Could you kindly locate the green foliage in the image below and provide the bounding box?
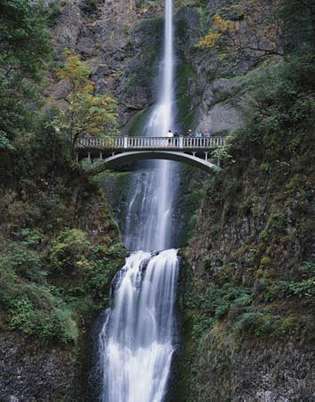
[0,242,44,282]
[233,311,276,337]
[0,246,79,343]
[0,131,14,150]
[211,144,233,162]
[186,281,254,339]
[8,297,79,343]
[302,261,315,274]
[288,278,315,298]
[46,1,63,26]
[0,229,124,343]
[279,0,315,53]
[233,56,315,159]
[0,0,51,145]
[49,229,91,273]
[15,228,44,248]
[264,277,315,302]
[0,0,51,78]
[232,309,307,338]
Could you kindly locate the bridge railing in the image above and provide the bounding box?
[77,136,225,149]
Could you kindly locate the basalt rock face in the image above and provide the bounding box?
[49,0,163,127]
[187,337,315,402]
[0,332,78,402]
[174,5,247,134]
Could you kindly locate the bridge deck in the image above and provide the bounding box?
[77,136,225,152]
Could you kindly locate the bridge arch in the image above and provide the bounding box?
[88,150,220,175]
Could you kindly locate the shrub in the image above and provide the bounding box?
[8,296,79,343]
[234,311,277,337]
[49,229,91,273]
[0,242,44,282]
[264,277,315,301]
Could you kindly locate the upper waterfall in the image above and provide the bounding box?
[124,0,178,251]
[159,0,174,121]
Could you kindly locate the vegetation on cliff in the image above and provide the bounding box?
[178,0,315,400]
[0,0,124,346]
[52,51,118,151]
[185,55,315,329]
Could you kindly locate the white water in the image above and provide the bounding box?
[98,0,179,401]
[99,250,179,402]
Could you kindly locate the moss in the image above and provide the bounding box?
[126,107,152,137]
[259,255,272,269]
[0,154,125,344]
[124,17,163,97]
[175,62,196,130]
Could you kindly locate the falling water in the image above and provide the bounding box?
[99,250,179,402]
[98,0,180,401]
[124,0,178,251]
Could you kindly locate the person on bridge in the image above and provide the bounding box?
[167,129,174,145]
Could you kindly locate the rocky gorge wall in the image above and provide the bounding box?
[172,3,315,401]
[48,0,165,125]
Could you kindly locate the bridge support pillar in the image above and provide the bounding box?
[99,151,103,160]
[88,152,91,163]
[205,152,208,161]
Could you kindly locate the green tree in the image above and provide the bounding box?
[53,52,118,153]
[0,0,51,147]
[279,0,315,52]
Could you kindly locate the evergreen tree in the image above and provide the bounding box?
[0,0,51,148]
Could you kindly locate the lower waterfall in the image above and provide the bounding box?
[98,250,179,402]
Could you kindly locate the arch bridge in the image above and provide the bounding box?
[76,136,225,174]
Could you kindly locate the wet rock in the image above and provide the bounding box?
[47,78,71,100]
[198,99,244,135]
[53,2,82,50]
[0,332,80,401]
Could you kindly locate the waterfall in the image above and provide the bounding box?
[97,1,179,401]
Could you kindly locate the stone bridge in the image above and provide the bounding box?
[76,136,225,173]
